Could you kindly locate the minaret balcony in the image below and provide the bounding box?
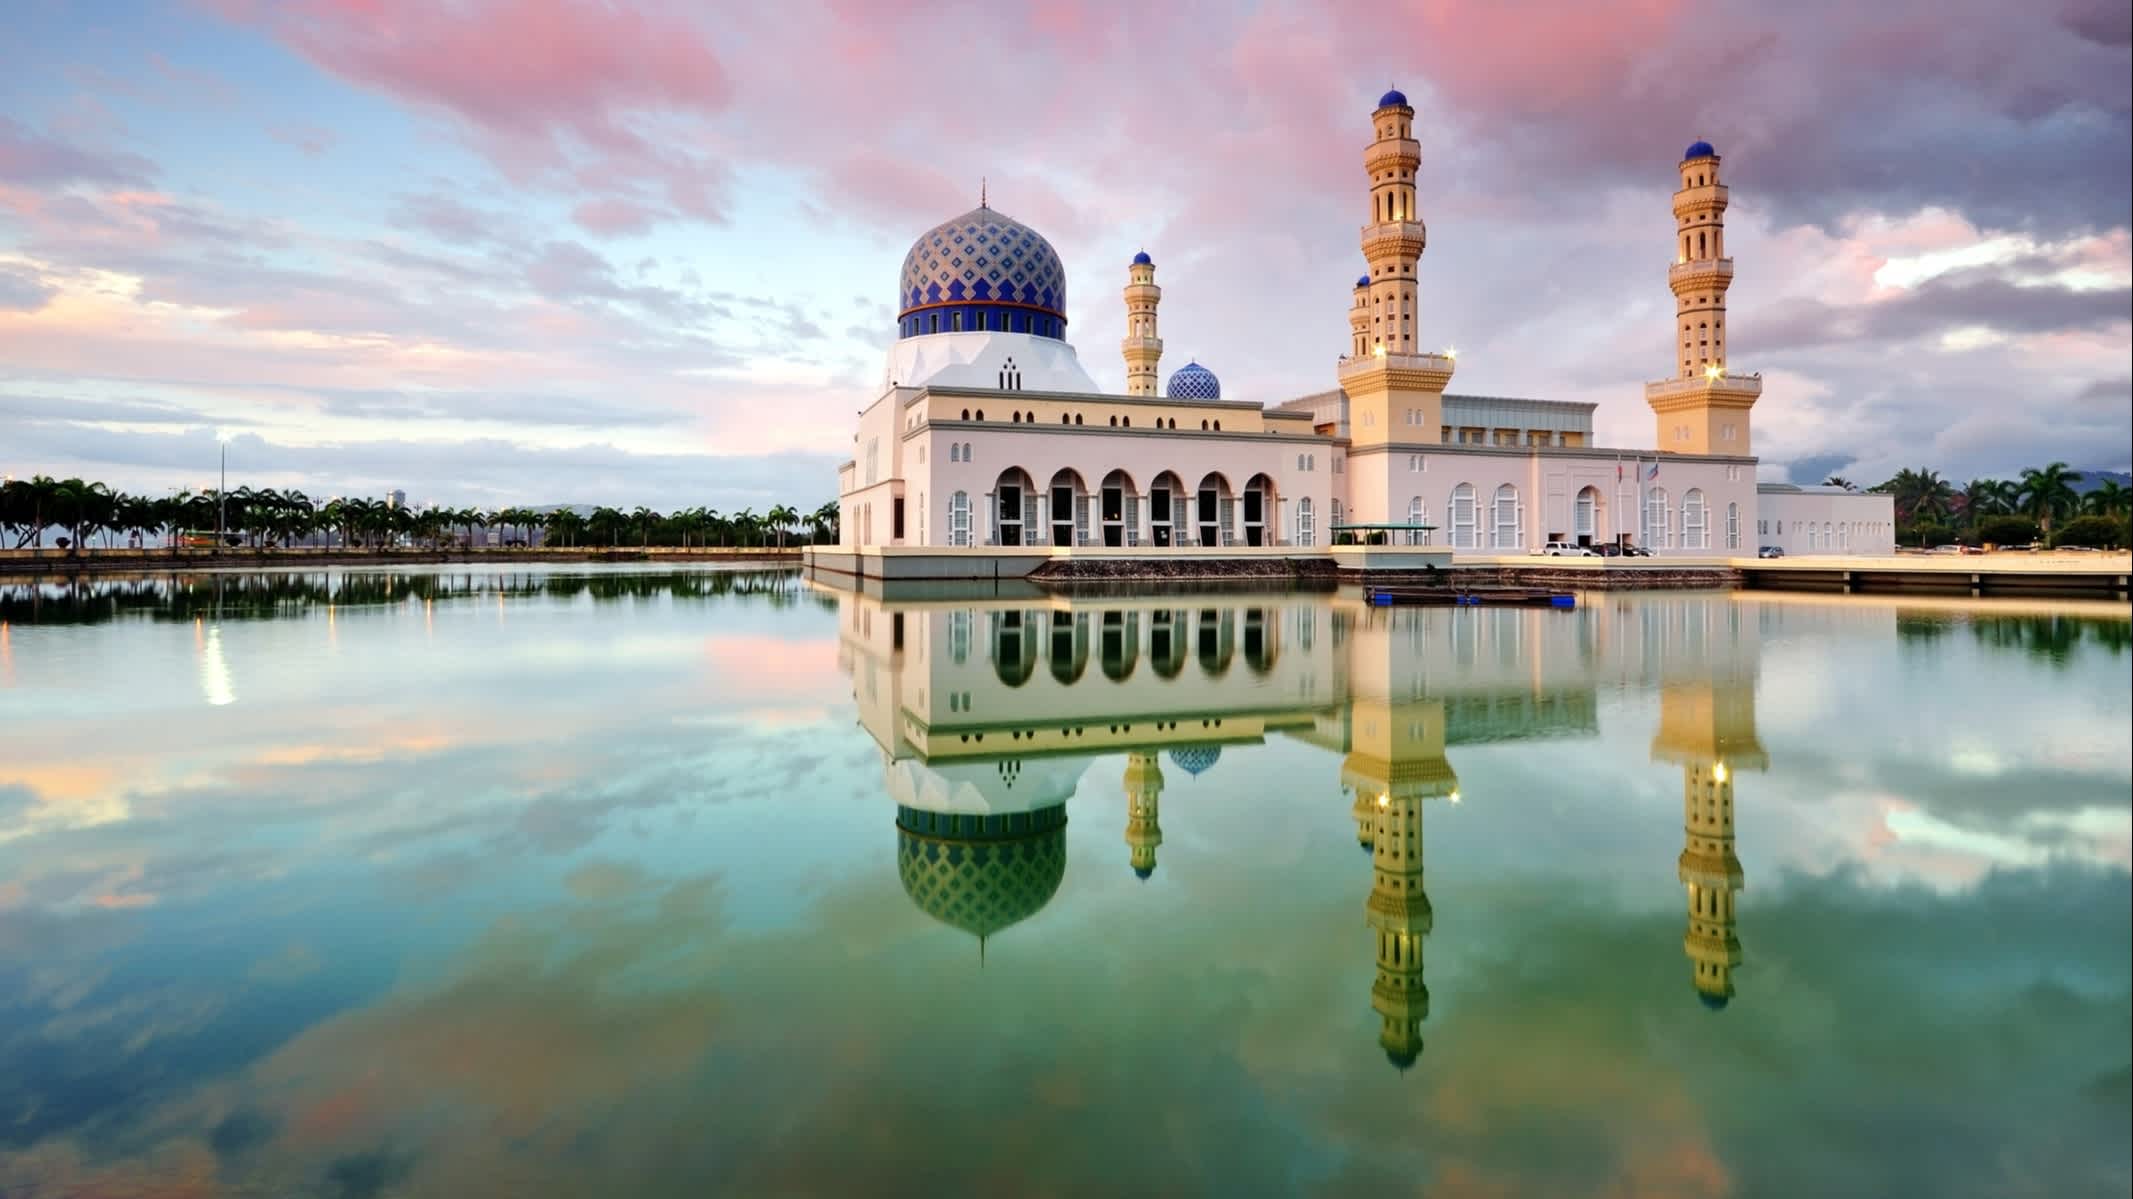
[1364,138,1420,171]
[1671,183,1729,212]
[1643,373,1761,408]
[1669,258,1734,289]
[1360,220,1428,258]
[1339,350,1456,385]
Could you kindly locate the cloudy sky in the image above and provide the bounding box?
[1,0,2127,511]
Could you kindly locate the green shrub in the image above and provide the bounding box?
[1973,515,2039,547]
[1907,522,1956,548]
[2050,515,2128,549]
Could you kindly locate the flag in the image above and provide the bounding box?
[1647,462,1661,481]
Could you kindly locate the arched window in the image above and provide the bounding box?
[1331,498,1344,536]
[1122,416,1130,427]
[1575,486,1598,540]
[1645,486,1671,549]
[961,408,970,421]
[975,409,985,421]
[1200,419,1209,430]
[1448,483,1478,549]
[1109,415,1118,426]
[1725,502,1740,549]
[949,491,971,546]
[1406,496,1427,546]
[949,443,960,463]
[1491,483,1522,549]
[1061,414,1071,424]
[1297,497,1315,546]
[1012,411,1021,423]
[1681,488,1708,549]
[962,442,972,462]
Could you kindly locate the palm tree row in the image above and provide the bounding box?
[1871,461,2126,538]
[1,476,841,553]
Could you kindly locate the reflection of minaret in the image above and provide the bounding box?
[1124,752,1164,880]
[1343,695,1456,1072]
[1652,674,1766,1009]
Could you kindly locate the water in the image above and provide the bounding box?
[1,567,2128,1197]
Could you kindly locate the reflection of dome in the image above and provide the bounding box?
[1133,864,1154,881]
[1166,361,1221,400]
[897,206,1067,339]
[1169,746,1222,776]
[1377,88,1408,108]
[1698,991,1730,1011]
[1385,1045,1420,1070]
[1683,139,1716,161]
[1131,250,1152,266]
[897,804,1068,940]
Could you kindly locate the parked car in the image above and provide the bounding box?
[1757,545,1785,558]
[1539,541,1599,557]
[1620,544,1654,558]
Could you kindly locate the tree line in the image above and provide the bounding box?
[0,475,840,552]
[1824,461,2130,549]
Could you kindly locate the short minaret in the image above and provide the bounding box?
[1338,88,1454,460]
[1645,140,1761,456]
[1123,751,1164,880]
[1122,251,1163,396]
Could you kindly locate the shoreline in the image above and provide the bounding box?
[0,546,805,577]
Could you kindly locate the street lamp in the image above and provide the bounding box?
[216,433,231,550]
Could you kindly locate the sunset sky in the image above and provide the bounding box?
[2,0,2127,511]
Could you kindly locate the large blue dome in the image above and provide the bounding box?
[1683,140,1716,161]
[897,205,1068,341]
[1167,361,1221,401]
[1378,88,1409,109]
[1169,745,1222,776]
[1131,250,1153,266]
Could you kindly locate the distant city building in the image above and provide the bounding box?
[387,489,406,510]
[832,89,1895,556]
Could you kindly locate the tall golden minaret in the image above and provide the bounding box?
[1651,671,1766,1009]
[1342,688,1457,1072]
[1122,251,1162,396]
[1124,751,1164,880]
[1645,140,1760,456]
[1338,88,1455,460]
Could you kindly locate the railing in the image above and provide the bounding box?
[1337,351,1457,377]
[1643,373,1763,401]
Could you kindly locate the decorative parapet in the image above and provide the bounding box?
[1667,258,1734,288]
[1644,374,1762,408]
[1339,350,1457,386]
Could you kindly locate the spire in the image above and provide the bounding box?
[980,177,988,209]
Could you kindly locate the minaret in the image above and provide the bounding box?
[1367,790,1431,1070]
[1122,251,1163,396]
[1645,140,1760,456]
[1123,751,1164,879]
[1338,88,1454,460]
[1651,669,1767,1010]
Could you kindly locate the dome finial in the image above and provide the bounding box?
[980,176,987,209]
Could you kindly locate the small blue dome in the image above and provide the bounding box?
[1355,275,1370,289]
[1166,362,1221,401]
[1131,250,1153,266]
[1169,745,1222,776]
[1377,88,1408,109]
[1133,865,1154,881]
[1683,140,1716,161]
[1698,991,1730,1011]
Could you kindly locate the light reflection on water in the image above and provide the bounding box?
[0,567,2127,1197]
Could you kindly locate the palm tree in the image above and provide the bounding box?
[1823,476,1856,491]
[732,507,761,547]
[2082,478,2129,518]
[765,504,799,550]
[811,501,840,544]
[545,508,584,547]
[2017,462,2083,535]
[586,506,627,547]
[1878,468,1954,526]
[1958,478,2005,528]
[630,506,658,548]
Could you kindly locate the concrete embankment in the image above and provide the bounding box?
[0,547,804,577]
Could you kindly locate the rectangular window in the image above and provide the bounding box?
[892,498,905,540]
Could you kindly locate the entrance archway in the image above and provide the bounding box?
[1242,473,1277,547]
[1149,471,1185,548]
[1047,469,1088,547]
[1195,473,1233,548]
[1100,469,1136,548]
[994,468,1035,546]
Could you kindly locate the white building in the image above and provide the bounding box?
[1755,484,1897,555]
[832,91,1879,559]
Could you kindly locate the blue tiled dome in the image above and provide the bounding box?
[1683,140,1716,161]
[1166,361,1221,401]
[1131,250,1153,266]
[1378,88,1409,109]
[1355,275,1370,289]
[898,205,1067,340]
[1169,745,1222,776]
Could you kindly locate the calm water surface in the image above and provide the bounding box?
[1,567,2128,1197]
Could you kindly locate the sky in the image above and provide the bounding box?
[1,0,2128,513]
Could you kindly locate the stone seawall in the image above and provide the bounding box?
[1028,557,1340,584]
[1419,565,1740,590]
[0,547,803,577]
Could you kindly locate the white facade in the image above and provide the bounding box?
[1754,485,1897,556]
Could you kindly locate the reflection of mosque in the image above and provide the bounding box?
[830,587,1773,1065]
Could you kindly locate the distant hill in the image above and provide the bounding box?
[2074,470,2131,494]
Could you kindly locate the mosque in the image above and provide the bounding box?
[830,89,1893,559]
[826,586,1830,1069]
